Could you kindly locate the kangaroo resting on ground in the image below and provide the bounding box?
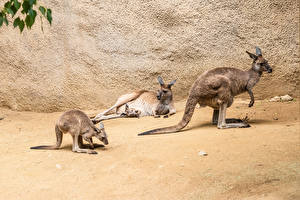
[31,110,108,154]
[139,47,272,136]
[92,76,176,123]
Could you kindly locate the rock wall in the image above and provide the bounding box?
[0,0,299,112]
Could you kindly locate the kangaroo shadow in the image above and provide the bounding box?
[247,119,273,124]
[185,118,273,131]
[61,143,106,150]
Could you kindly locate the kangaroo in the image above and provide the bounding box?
[92,76,176,123]
[93,104,141,122]
[30,110,108,154]
[139,47,272,135]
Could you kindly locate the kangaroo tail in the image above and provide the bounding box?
[30,125,63,150]
[138,95,198,136]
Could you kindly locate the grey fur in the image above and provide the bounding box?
[139,48,272,136]
[30,110,108,154]
[158,76,165,86]
[256,46,262,56]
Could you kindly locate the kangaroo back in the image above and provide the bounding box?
[30,124,63,150]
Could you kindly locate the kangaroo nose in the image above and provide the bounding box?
[267,68,272,73]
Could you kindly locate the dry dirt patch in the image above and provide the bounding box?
[0,99,299,200]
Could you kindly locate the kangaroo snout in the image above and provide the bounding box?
[267,67,272,73]
[103,139,109,145]
[156,91,161,100]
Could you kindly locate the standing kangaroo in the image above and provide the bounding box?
[139,47,272,135]
[30,110,108,154]
[92,76,176,123]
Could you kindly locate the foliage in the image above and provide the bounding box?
[0,0,52,32]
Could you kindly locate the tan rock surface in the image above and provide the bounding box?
[0,0,299,112]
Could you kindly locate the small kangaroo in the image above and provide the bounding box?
[92,76,176,123]
[93,104,141,122]
[139,47,272,135]
[30,110,108,154]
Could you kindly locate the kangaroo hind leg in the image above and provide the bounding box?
[212,110,246,125]
[217,104,250,129]
[71,132,97,154]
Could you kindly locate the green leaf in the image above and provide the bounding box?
[29,8,37,24]
[19,19,24,32]
[29,0,36,6]
[0,16,3,27]
[4,1,12,9]
[46,8,52,25]
[24,9,36,29]
[39,6,46,16]
[14,0,21,10]
[6,7,14,16]
[11,5,17,16]
[3,16,8,26]
[29,8,36,17]
[22,0,30,14]
[25,14,30,28]
[13,17,20,27]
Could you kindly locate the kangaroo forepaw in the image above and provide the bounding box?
[242,116,250,123]
[163,115,169,118]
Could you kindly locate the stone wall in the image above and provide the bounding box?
[0,0,299,112]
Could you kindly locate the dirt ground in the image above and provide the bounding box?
[0,98,299,200]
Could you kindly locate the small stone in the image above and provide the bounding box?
[280,95,293,102]
[198,151,208,156]
[269,96,281,102]
[56,164,62,169]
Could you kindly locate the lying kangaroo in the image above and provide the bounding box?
[139,47,272,135]
[92,76,176,123]
[31,110,108,154]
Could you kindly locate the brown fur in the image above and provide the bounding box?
[92,77,176,123]
[30,110,108,154]
[139,47,272,135]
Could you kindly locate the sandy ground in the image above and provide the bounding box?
[0,99,299,200]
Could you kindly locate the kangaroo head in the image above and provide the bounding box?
[124,104,141,117]
[156,76,176,104]
[246,47,272,73]
[94,122,108,145]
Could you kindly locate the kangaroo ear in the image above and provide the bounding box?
[255,46,262,56]
[168,79,176,88]
[125,104,129,110]
[157,76,164,86]
[246,51,258,60]
[99,122,104,129]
